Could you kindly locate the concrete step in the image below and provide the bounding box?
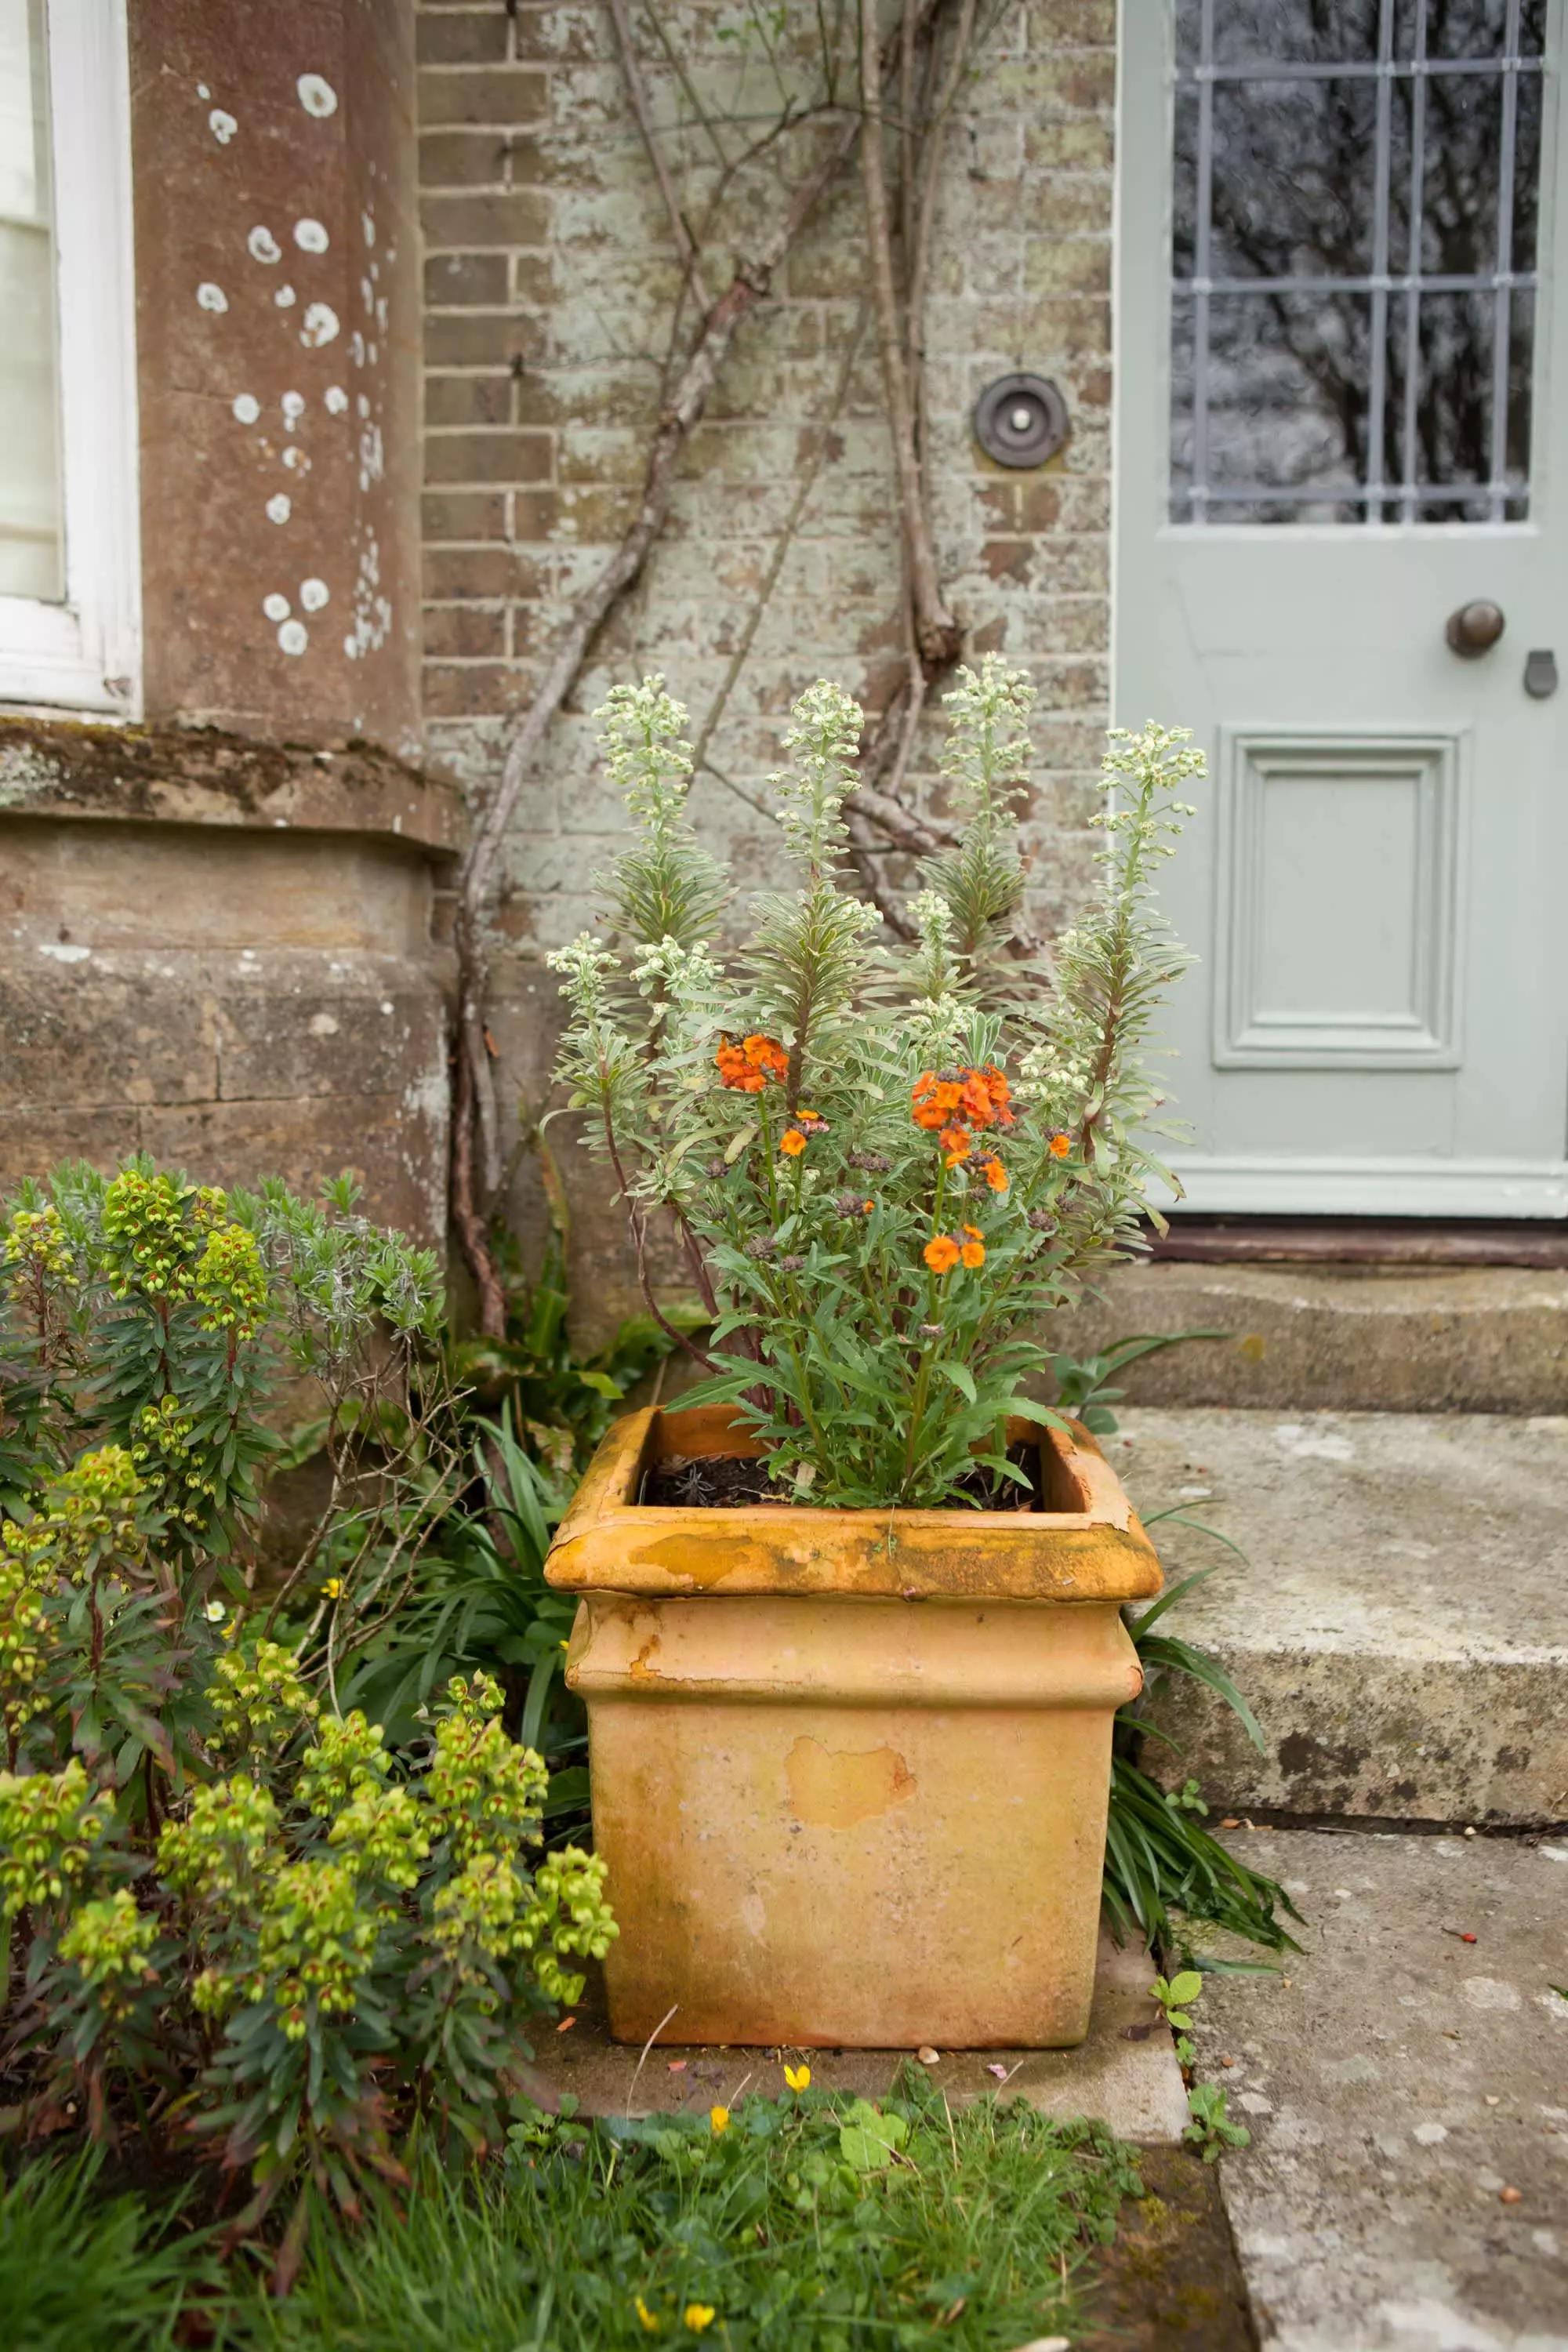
[1052,1261,1568,1413]
[1111,1410,1567,1827]
[1185,1824,1568,2352]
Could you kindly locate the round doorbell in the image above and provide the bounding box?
[974,373,1069,468]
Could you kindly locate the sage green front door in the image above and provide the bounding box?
[1115,0,1568,1217]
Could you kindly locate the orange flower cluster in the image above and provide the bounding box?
[914,1065,1014,1178]
[923,1224,985,1275]
[716,1034,789,1092]
[1047,1131,1073,1160]
[912,1065,1014,1133]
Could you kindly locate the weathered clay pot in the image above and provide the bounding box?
[544,1403,1160,2049]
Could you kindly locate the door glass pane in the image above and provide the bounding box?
[1170,0,1544,524]
[0,0,61,599]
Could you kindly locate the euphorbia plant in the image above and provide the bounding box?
[550,659,1202,1509]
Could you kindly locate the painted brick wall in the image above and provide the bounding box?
[416,0,1117,1324]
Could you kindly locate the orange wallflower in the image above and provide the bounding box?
[780,1128,808,1156]
[923,1234,960,1274]
[716,1034,789,1091]
[979,1154,1008,1192]
[1047,1131,1072,1159]
[938,1126,971,1167]
[960,1237,985,1269]
[913,1065,1014,1135]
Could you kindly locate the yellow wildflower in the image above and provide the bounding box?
[783,2062,811,2092]
[709,2104,729,2135]
[634,2292,661,2333]
[684,2307,716,2334]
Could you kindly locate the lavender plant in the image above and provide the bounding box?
[549,660,1202,1508]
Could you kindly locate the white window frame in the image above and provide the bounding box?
[0,0,140,716]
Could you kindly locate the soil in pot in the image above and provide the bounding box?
[640,1439,1045,1511]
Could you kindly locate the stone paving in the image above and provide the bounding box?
[1186,1826,1568,2352]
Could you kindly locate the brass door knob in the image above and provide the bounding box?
[1446,600,1505,656]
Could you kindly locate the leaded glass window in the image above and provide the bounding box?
[1171,0,1546,523]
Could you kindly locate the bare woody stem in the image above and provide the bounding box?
[859,1,961,671]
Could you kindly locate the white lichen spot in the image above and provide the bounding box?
[196,282,228,314]
[208,107,237,144]
[247,225,281,265]
[379,1000,394,1015]
[38,942,91,964]
[278,619,308,655]
[324,384,348,414]
[343,635,358,659]
[358,421,384,490]
[1411,2122,1449,2145]
[357,392,370,419]
[281,390,306,428]
[361,209,376,248]
[366,341,378,366]
[266,493,292,524]
[375,296,389,333]
[282,445,308,471]
[297,73,338,118]
[262,592,291,621]
[197,82,210,98]
[309,1011,339,1036]
[294,217,328,252]
[274,284,297,308]
[231,391,260,424]
[300,302,339,347]
[299,577,329,612]
[350,330,365,368]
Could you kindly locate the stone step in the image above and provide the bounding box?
[1111,1410,1567,1827]
[1051,1261,1568,1414]
[1186,1824,1568,2352]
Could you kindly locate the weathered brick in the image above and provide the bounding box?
[421,488,510,540]
[424,311,541,368]
[424,252,510,307]
[423,661,525,718]
[417,9,511,63]
[419,130,510,187]
[419,66,549,126]
[423,544,524,599]
[426,372,515,426]
[421,191,550,248]
[423,603,509,659]
[425,428,553,485]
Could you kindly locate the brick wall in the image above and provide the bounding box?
[416,0,1117,1325]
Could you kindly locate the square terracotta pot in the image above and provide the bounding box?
[545,1404,1161,2050]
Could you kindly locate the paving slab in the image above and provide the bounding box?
[1110,1410,1568,1824]
[526,1928,1191,2144]
[1184,1825,1568,2352]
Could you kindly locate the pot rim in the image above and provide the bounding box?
[545,1404,1163,1605]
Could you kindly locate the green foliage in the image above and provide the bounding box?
[1047,1328,1224,1436]
[0,1160,614,2274]
[1183,2082,1251,2161]
[550,662,1203,1508]
[237,2073,1144,2350]
[1104,1571,1303,1955]
[1149,1968,1204,2067]
[0,2150,219,2351]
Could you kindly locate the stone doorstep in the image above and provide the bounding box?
[1186,1826,1568,2352]
[524,1929,1190,2147]
[1112,1409,1568,1827]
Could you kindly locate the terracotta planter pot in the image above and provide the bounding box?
[545,1403,1161,2050]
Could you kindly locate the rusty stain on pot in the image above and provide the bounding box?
[628,1637,662,1683]
[786,1735,917,1829]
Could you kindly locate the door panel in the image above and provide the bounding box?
[1114,0,1568,1216]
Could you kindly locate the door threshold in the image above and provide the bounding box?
[1146,1217,1568,1269]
